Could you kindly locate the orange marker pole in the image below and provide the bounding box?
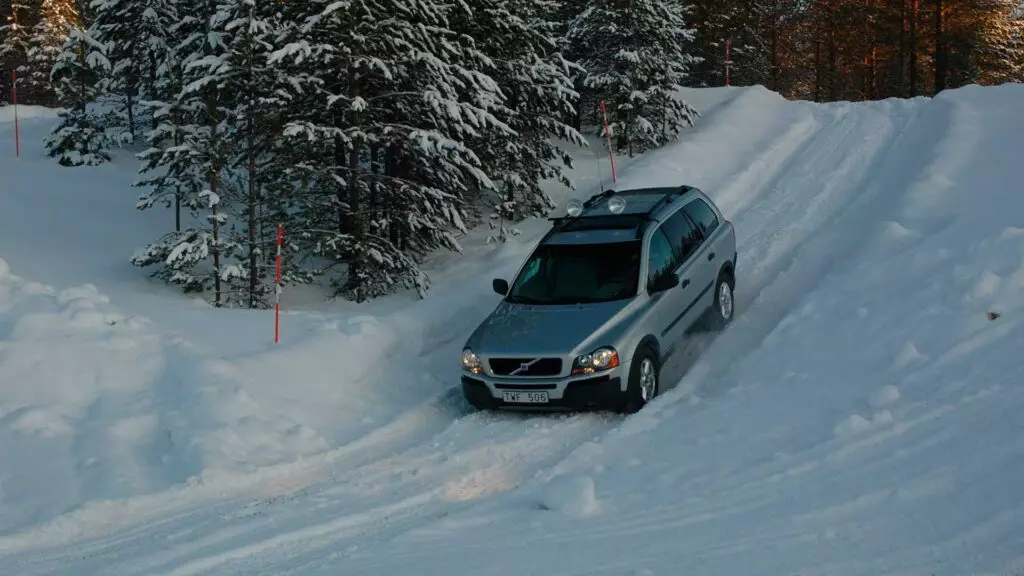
[274,224,282,343]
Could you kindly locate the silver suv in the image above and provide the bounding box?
[460,185,737,413]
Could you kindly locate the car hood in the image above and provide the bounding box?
[467,299,633,357]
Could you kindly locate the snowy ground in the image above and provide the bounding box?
[1,84,1023,575]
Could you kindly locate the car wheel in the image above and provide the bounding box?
[619,346,659,414]
[706,270,735,331]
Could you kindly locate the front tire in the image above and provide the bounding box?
[619,346,659,414]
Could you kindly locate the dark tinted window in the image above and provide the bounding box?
[507,241,642,304]
[660,209,703,264]
[647,229,676,288]
[683,198,720,238]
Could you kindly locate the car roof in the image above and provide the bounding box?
[540,186,705,246]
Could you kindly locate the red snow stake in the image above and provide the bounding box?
[725,38,732,87]
[600,101,616,183]
[274,224,283,343]
[11,69,20,158]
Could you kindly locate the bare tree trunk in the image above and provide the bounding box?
[815,36,822,101]
[829,22,838,101]
[770,5,779,91]
[910,0,919,96]
[934,0,946,93]
[897,0,906,95]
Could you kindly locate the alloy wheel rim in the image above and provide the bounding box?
[719,281,733,320]
[640,358,657,401]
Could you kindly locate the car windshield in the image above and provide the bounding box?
[506,241,641,304]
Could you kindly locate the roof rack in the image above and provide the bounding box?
[644,185,693,219]
[543,185,696,242]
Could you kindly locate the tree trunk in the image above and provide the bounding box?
[247,115,257,308]
[815,36,822,102]
[246,9,258,309]
[125,91,136,142]
[899,0,906,95]
[910,0,919,96]
[934,0,946,93]
[769,7,779,92]
[828,22,838,101]
[211,169,222,307]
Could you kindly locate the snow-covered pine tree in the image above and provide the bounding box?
[273,0,510,302]
[85,0,177,144]
[134,0,311,307]
[568,0,701,156]
[43,25,112,165]
[552,0,589,128]
[23,0,80,106]
[449,0,587,239]
[130,0,240,306]
[135,0,190,233]
[684,0,769,88]
[208,0,297,308]
[1,0,37,104]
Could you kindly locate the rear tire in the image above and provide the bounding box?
[705,270,735,331]
[618,346,659,414]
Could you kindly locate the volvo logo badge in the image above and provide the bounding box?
[509,358,540,375]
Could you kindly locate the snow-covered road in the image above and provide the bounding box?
[1,84,1023,575]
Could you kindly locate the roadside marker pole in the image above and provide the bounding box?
[274,224,282,344]
[725,38,732,87]
[599,100,616,183]
[11,69,20,158]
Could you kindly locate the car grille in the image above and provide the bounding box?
[488,357,562,377]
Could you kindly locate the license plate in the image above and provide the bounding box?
[502,391,549,404]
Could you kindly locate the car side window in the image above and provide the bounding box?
[647,228,676,288]
[660,209,702,264]
[683,198,720,238]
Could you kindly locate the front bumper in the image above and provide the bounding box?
[461,368,627,412]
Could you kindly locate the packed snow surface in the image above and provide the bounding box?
[2,83,1024,575]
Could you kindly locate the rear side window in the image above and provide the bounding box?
[683,199,720,238]
[647,228,676,288]
[660,209,702,264]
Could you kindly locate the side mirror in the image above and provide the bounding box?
[492,278,509,296]
[648,273,678,294]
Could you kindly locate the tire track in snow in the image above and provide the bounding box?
[506,96,960,557]
[665,98,929,402]
[281,98,934,576]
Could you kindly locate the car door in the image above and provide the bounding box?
[681,197,727,311]
[655,210,705,347]
[646,226,688,353]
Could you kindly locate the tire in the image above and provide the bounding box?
[618,346,660,414]
[706,269,735,331]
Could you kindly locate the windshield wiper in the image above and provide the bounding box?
[506,294,546,304]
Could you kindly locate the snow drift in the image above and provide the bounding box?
[1,83,1023,575]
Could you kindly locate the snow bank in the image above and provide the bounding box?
[0,261,334,536]
[0,104,61,123]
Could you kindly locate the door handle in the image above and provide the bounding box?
[680,278,690,289]
[708,252,716,261]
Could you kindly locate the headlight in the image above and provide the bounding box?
[462,348,483,374]
[572,346,620,375]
